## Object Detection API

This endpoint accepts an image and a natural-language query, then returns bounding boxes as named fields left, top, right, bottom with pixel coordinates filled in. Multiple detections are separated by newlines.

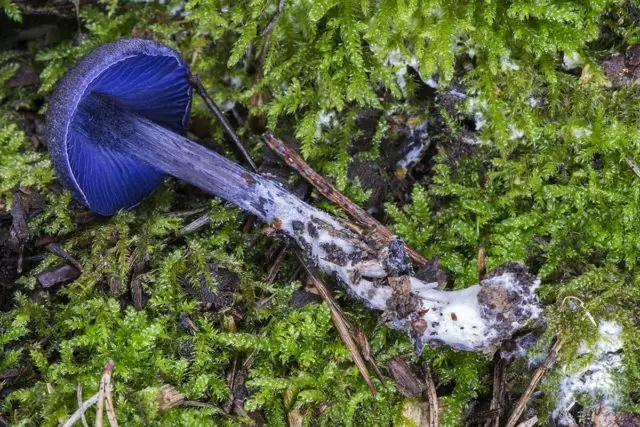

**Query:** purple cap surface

left=47, top=39, right=192, bottom=215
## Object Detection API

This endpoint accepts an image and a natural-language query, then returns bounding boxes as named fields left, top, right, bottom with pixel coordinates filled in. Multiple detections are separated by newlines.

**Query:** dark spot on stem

left=320, top=242, right=348, bottom=266
left=242, top=172, right=256, bottom=185
left=292, top=220, right=304, bottom=234
left=307, top=222, right=319, bottom=238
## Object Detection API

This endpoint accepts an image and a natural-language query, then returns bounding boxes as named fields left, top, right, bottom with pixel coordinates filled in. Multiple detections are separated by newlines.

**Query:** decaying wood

left=263, top=133, right=428, bottom=266
left=422, top=362, right=439, bottom=427
left=486, top=353, right=506, bottom=427
left=37, top=264, right=80, bottom=288
left=505, top=338, right=564, bottom=427
left=10, top=192, right=28, bottom=274
left=387, top=357, right=426, bottom=398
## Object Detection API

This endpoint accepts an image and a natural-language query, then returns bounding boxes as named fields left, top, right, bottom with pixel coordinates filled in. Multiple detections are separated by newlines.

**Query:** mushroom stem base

left=74, top=93, right=541, bottom=352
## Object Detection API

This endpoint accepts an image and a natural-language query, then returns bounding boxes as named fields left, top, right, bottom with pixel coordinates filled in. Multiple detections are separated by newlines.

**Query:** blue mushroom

left=46, top=39, right=542, bottom=352
left=47, top=39, right=192, bottom=215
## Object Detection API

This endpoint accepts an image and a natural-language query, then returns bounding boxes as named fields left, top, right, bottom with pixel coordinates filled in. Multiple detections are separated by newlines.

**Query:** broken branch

left=422, top=362, right=439, bottom=427
left=298, top=254, right=378, bottom=396
left=505, top=338, right=564, bottom=427
left=96, top=359, right=115, bottom=427
left=62, top=393, right=99, bottom=427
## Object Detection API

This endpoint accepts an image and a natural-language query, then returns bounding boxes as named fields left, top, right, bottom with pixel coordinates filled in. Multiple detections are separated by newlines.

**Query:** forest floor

left=2, top=1, right=640, bottom=426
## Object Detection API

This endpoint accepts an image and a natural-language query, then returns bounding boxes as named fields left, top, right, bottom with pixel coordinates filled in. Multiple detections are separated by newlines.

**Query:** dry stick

left=486, top=355, right=506, bottom=427
left=626, top=156, right=640, bottom=179
left=189, top=74, right=258, bottom=172
left=96, top=360, right=115, bottom=427
left=105, top=384, right=119, bottom=427
left=505, top=338, right=564, bottom=427
left=422, top=362, right=439, bottom=427
left=516, top=416, right=538, bottom=427
left=353, top=328, right=385, bottom=385
left=296, top=251, right=378, bottom=396
left=77, top=384, right=89, bottom=427
left=265, top=243, right=288, bottom=283
left=262, top=133, right=429, bottom=267
left=62, top=393, right=99, bottom=427
left=46, top=242, right=83, bottom=272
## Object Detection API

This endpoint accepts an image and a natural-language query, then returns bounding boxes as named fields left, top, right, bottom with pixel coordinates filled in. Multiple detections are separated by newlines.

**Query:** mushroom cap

left=47, top=39, right=192, bottom=215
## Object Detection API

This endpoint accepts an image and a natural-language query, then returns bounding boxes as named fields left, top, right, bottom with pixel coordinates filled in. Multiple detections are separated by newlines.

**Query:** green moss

left=2, top=0, right=640, bottom=425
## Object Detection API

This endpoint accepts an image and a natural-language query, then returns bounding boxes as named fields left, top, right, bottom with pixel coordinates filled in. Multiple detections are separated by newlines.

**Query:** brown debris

left=157, top=384, right=184, bottom=413
left=422, top=362, right=439, bottom=427
left=505, top=338, right=563, bottom=427
left=386, top=357, right=426, bottom=398
left=37, top=264, right=80, bottom=288
left=45, top=242, right=83, bottom=272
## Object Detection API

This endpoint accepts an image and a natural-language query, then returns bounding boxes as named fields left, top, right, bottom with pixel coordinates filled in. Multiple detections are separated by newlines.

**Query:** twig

left=516, top=416, right=538, bottom=427
left=62, top=393, right=99, bottom=427
left=626, top=156, right=640, bottom=179
left=76, top=384, right=89, bottom=427
left=189, top=74, right=258, bottom=172
left=296, top=251, right=377, bottom=396
left=96, top=359, right=115, bottom=427
left=176, top=214, right=210, bottom=237
left=422, top=362, right=439, bottom=427
left=264, top=243, right=288, bottom=283
left=486, top=354, right=506, bottom=427
left=505, top=338, right=564, bottom=427
left=46, top=242, right=83, bottom=272
left=105, top=382, right=118, bottom=427
left=260, top=0, right=285, bottom=37
left=262, top=133, right=428, bottom=266
left=478, top=247, right=486, bottom=280
left=353, top=328, right=385, bottom=385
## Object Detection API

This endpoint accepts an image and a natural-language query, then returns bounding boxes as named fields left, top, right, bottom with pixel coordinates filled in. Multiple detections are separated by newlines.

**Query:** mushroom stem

left=74, top=93, right=541, bottom=351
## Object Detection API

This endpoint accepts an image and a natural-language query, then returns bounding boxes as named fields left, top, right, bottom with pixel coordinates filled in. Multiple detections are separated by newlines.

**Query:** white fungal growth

left=247, top=176, right=541, bottom=351
left=508, top=125, right=525, bottom=140
left=467, top=96, right=488, bottom=131
left=500, top=54, right=520, bottom=72
left=396, top=121, right=430, bottom=170
left=563, top=52, right=583, bottom=70
left=572, top=127, right=592, bottom=139
left=553, top=321, right=624, bottom=425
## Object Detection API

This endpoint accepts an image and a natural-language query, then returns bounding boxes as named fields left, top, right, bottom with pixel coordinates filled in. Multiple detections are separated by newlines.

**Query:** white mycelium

left=250, top=177, right=542, bottom=351
left=553, top=321, right=624, bottom=425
